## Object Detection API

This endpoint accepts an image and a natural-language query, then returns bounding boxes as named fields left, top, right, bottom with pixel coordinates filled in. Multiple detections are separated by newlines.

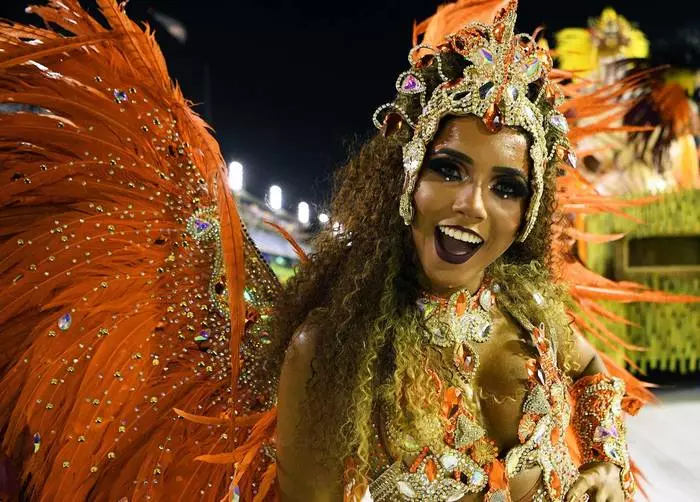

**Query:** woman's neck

left=418, top=271, right=484, bottom=298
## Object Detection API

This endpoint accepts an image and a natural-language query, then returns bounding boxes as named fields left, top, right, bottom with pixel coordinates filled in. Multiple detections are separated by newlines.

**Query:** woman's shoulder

left=284, top=316, right=322, bottom=367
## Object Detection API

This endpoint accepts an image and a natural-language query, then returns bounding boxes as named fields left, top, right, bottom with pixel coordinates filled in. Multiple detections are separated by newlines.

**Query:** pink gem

left=403, top=75, right=418, bottom=90
left=594, top=424, right=619, bottom=442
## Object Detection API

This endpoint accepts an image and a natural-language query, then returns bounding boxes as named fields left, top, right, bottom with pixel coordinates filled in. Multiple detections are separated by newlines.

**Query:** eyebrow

left=433, top=147, right=528, bottom=180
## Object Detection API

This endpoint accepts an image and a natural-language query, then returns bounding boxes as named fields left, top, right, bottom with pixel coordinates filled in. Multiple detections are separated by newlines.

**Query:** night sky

left=1, top=0, right=694, bottom=214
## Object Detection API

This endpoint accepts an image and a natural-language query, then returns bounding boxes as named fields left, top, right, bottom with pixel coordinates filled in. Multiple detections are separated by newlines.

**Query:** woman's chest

left=470, top=319, right=538, bottom=450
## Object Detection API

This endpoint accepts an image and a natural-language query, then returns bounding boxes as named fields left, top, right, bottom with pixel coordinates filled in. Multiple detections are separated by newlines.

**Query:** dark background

left=0, top=0, right=694, bottom=211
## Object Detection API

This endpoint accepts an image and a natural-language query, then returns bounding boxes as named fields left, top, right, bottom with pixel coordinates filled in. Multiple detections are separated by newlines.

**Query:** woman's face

left=411, top=115, right=531, bottom=294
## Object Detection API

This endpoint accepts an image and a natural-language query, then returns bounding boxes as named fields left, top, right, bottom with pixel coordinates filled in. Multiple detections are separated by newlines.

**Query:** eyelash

left=428, top=160, right=529, bottom=200
left=428, top=159, right=465, bottom=182
left=490, top=178, right=530, bottom=200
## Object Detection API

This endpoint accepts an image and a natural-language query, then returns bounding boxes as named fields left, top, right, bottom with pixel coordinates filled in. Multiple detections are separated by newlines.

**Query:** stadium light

left=228, top=161, right=243, bottom=192
left=269, top=185, right=282, bottom=211
left=298, top=201, right=310, bottom=225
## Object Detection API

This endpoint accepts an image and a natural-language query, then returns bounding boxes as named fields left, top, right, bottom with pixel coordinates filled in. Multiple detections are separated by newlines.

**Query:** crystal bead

left=604, top=442, right=624, bottom=463
left=113, top=89, right=128, bottom=104
left=525, top=59, right=541, bottom=80
left=425, top=458, right=438, bottom=482
left=58, top=313, right=72, bottom=331
left=479, top=289, right=493, bottom=311
left=479, top=48, right=494, bottom=64
left=194, top=330, right=210, bottom=342
left=549, top=114, right=568, bottom=133
left=593, top=424, right=619, bottom=442
left=440, top=452, right=459, bottom=470
left=475, top=322, right=491, bottom=342
left=401, top=74, right=424, bottom=93
left=193, top=218, right=211, bottom=233
left=396, top=480, right=417, bottom=498
left=454, top=343, right=475, bottom=374
left=470, top=469, right=485, bottom=486
left=493, top=22, right=505, bottom=42
left=550, top=470, right=562, bottom=498
left=479, top=81, right=494, bottom=100
left=523, top=106, right=536, bottom=123
left=506, top=85, right=519, bottom=102
left=483, top=103, right=503, bottom=132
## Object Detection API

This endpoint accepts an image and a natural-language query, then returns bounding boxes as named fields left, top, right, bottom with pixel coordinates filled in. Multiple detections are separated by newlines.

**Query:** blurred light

left=298, top=201, right=310, bottom=225
left=228, top=161, right=243, bottom=192
left=269, top=185, right=282, bottom=211
left=318, top=213, right=329, bottom=224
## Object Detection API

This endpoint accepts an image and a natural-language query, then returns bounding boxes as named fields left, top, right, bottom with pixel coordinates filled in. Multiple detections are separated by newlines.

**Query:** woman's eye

left=428, top=159, right=462, bottom=182
left=491, top=177, right=529, bottom=199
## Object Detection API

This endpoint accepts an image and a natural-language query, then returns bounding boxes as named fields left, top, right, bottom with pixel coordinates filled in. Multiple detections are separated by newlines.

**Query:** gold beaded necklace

left=418, top=281, right=496, bottom=384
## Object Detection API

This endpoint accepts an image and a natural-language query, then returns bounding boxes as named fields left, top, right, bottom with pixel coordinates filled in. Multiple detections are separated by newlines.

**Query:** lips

left=434, top=226, right=483, bottom=265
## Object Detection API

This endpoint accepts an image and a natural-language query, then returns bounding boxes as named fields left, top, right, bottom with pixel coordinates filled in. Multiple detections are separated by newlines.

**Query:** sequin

left=33, top=432, right=41, bottom=453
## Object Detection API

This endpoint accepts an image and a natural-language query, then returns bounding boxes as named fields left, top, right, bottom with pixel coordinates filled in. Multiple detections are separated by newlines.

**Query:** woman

left=0, top=1, right=648, bottom=501
left=271, top=3, right=637, bottom=501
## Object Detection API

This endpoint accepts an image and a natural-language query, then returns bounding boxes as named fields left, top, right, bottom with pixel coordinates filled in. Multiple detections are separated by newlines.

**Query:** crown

left=372, top=0, right=575, bottom=241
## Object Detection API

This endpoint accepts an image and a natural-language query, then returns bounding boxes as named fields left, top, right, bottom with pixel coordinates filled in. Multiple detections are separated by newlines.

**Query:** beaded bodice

left=366, top=322, right=579, bottom=502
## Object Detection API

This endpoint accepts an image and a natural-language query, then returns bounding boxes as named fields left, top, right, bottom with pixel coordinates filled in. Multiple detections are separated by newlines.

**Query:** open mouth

left=434, top=225, right=483, bottom=265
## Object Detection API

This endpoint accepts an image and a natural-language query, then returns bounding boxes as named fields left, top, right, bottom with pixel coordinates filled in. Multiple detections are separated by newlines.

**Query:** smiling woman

left=269, top=2, right=639, bottom=501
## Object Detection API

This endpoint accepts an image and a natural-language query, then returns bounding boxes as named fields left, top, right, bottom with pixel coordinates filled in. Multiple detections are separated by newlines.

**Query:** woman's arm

left=276, top=326, right=344, bottom=502
left=564, top=334, right=635, bottom=502
left=566, top=331, right=606, bottom=380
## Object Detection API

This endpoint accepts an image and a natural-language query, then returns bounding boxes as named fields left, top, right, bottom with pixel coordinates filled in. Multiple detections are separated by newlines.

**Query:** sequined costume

left=1, top=1, right=697, bottom=502
left=0, top=1, right=278, bottom=500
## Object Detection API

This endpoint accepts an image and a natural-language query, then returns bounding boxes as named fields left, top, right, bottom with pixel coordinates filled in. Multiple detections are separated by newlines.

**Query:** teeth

left=439, top=226, right=483, bottom=244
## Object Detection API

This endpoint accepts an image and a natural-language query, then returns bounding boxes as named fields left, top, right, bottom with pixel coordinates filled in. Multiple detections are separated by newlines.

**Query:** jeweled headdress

left=373, top=0, right=575, bottom=241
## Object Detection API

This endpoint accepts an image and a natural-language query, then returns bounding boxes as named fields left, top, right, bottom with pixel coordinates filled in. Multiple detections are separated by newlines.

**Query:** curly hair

left=263, top=43, right=575, bottom=479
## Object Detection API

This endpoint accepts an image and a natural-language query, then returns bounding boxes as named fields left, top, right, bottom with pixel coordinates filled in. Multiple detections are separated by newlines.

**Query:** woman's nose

left=452, top=183, right=487, bottom=221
